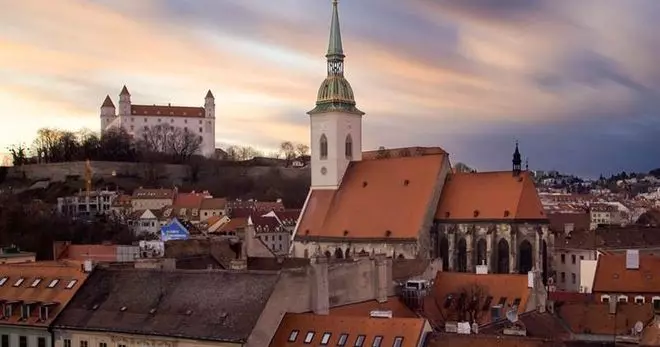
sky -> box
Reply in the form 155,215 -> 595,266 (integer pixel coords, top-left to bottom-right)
1,0 -> 660,177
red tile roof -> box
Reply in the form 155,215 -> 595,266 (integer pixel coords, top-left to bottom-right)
328,296 -> 418,318
435,171 -> 547,221
558,302 -> 654,335
296,154 -> 446,239
173,193 -> 206,209
592,254 -> 660,293
131,105 -> 205,118
200,198 -> 227,210
269,313 -> 427,347
0,261 -> 89,327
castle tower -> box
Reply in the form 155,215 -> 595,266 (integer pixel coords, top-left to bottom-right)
308,0 -> 364,189
203,90 -> 216,157
100,95 -> 116,130
118,85 -> 131,117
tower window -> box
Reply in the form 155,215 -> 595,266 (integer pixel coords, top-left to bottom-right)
320,134 -> 328,160
345,134 -> 353,159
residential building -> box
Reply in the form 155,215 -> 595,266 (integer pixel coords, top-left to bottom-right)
592,252 -> 660,306
589,203 -> 624,230
200,198 -> 228,219
0,246 -> 35,264
101,86 -> 216,157
127,209 -> 161,236
270,313 -> 431,347
553,230 -> 597,292
249,215 -> 289,255
0,260 -> 90,347
130,188 -> 175,210
292,0 -> 551,276
56,189 -> 119,219
271,210 -> 302,234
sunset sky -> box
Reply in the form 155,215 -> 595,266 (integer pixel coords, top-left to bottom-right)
1,0 -> 659,177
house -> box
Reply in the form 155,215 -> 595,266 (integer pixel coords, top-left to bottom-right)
269,313 -> 431,347
0,260 -> 90,347
200,198 -> 228,219
553,229 -> 597,293
128,209 -> 161,236
592,252 -> 660,306
130,188 -> 175,210
292,0 -> 551,276
249,215 -> 289,255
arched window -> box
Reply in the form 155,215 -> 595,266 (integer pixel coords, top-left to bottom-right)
345,134 -> 353,159
320,134 -> 328,160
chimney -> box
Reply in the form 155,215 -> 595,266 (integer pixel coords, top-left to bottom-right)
374,254 -> 390,303
311,256 -> 329,315
609,296 -> 617,315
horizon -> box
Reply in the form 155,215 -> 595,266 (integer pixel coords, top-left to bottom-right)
2,0 -> 660,177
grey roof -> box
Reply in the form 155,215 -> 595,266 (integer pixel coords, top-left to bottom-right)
53,268 -> 280,343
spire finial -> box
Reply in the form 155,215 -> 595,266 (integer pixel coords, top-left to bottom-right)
327,0 -> 344,58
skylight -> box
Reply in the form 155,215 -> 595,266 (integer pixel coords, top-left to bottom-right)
355,335 -> 366,347
287,330 -> 299,342
372,336 -> 383,347
393,337 -> 404,347
30,278 -> 42,287
304,331 -> 315,344
0,277 -> 8,286
320,332 -> 331,345
47,279 -> 59,288
13,278 -> 24,287
337,334 -> 348,347
65,279 -> 77,289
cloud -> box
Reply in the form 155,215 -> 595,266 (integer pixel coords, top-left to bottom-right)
1,0 -> 659,175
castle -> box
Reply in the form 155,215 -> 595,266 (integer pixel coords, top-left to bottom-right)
100,86 -> 216,157
293,0 -> 553,279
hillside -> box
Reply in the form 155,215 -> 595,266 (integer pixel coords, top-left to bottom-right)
1,160 -> 311,208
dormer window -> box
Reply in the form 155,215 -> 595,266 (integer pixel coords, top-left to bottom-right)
3,303 -> 12,318
20,304 -> 31,320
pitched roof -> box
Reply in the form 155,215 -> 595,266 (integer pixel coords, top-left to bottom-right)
436,171 -> 547,221
328,296 -> 418,318
362,146 -> 447,160
131,105 -> 205,118
132,188 -> 175,200
0,261 -> 89,327
296,154 -> 446,240
592,254 -> 660,293
274,209 -> 302,226
53,268 -> 280,342
422,271 -> 532,326
480,311 -> 571,340
426,333 -> 559,347
200,198 -> 227,210
218,217 -> 249,234
173,192 -> 206,209
255,201 -> 286,212
102,95 -> 115,108
269,313 -> 427,347
120,85 -> 130,96
250,215 -> 283,233
557,302 -> 654,335
547,212 -> 591,233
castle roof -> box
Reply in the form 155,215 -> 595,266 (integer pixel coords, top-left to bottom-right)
101,95 -> 115,108
130,105 -> 205,118
120,85 -> 130,96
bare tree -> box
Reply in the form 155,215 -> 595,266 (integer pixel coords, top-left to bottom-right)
280,141 -> 296,165
295,143 -> 310,157
137,124 -> 201,163
33,128 -> 62,163
237,146 -> 261,161
8,144 -> 29,166
457,283 -> 488,323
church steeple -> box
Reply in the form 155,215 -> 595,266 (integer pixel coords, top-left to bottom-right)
308,0 -> 363,116
512,141 -> 522,176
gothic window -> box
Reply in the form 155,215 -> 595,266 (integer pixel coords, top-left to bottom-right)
345,134 -> 353,159
320,134 -> 328,160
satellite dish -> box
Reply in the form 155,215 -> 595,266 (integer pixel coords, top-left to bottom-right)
506,309 -> 519,323
634,321 -> 644,333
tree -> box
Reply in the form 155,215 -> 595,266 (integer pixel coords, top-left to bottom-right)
280,141 -> 296,166
136,124 -> 201,163
295,143 -> 310,157
8,144 -> 29,166
455,283 -> 488,323
32,128 -> 62,163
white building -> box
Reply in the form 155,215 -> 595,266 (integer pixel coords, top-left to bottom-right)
57,189 -> 119,219
100,86 -> 216,157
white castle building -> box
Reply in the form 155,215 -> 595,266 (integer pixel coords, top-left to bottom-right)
100,86 -> 216,157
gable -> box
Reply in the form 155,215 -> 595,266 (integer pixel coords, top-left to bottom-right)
296,154 -> 447,239
140,209 -> 157,220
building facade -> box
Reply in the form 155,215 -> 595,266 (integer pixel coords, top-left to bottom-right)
100,86 -> 216,157
57,190 -> 119,219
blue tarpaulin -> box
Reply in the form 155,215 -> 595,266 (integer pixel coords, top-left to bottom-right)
160,218 -> 190,242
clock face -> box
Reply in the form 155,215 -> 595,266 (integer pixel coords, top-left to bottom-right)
321,167 -> 327,175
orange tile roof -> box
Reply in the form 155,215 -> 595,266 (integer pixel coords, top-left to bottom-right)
592,254 -> 660,293
0,261 -> 89,326
200,198 -> 227,210
64,245 -> 117,262
328,296 -> 418,318
558,302 -> 653,335
422,271 -> 532,326
297,154 -> 446,239
173,193 -> 206,209
426,334 -> 557,347
269,313 -> 427,347
362,146 -> 448,160
217,217 -> 249,234
435,171 -> 547,221
131,105 -> 205,118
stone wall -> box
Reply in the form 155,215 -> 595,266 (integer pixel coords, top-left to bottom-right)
6,161 -> 189,182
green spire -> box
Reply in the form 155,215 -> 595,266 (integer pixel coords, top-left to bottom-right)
327,0 -> 344,59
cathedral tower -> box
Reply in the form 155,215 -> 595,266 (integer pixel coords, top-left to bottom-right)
308,0 -> 364,189
512,141 -> 522,176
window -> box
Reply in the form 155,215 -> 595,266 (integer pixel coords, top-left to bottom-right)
320,332 -> 331,345
99,343 -> 107,347
63,339 -> 71,347
601,295 -> 610,303
1,335 -> 8,347
80,341 -> 88,347
0,277 -> 7,286
618,296 -> 629,303
304,331 -> 315,344
13,278 -> 24,287
345,134 -> 353,159
580,255 -> 584,260
355,335 -> 366,347
66,280 -> 78,289
571,255 -> 576,264
37,337 -> 45,347
393,337 -> 404,347
635,296 -> 645,304
19,336 -> 26,347
561,254 -> 565,264
288,330 -> 299,342
30,278 -> 42,287
337,334 -> 349,346
571,273 -> 576,284
320,134 -> 328,160
560,272 -> 566,283
47,279 -> 60,288
372,336 -> 383,347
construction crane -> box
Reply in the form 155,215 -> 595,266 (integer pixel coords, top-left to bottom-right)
84,159 -> 93,196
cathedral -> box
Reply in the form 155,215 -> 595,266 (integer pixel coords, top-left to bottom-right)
100,86 -> 216,157
292,0 -> 553,278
